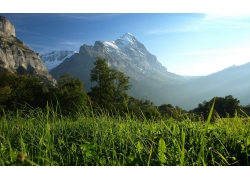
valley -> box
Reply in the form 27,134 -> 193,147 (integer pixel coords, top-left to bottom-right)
41,33 -> 250,110
1,14 -> 250,167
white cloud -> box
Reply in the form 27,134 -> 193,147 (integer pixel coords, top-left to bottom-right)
203,13 -> 250,30
60,41 -> 79,45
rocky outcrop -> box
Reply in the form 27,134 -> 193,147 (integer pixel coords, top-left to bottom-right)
0,16 -> 15,37
0,16 -> 56,87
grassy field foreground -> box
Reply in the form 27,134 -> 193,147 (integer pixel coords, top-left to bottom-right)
0,105 -> 250,166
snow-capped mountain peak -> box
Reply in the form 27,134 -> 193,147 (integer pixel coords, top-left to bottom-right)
100,32 -> 167,76
40,50 -> 77,71
103,32 -> 139,54
117,32 -> 135,46
48,33 -> 168,80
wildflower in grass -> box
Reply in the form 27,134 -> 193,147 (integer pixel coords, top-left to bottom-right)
17,152 -> 26,163
15,124 -> 19,131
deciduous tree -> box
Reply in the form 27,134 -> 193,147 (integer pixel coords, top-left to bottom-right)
54,74 -> 87,115
88,57 -> 131,111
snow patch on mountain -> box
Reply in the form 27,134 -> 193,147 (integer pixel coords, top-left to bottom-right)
40,50 -> 77,71
103,33 -> 140,60
103,39 -> 132,60
115,33 -> 138,51
103,41 -> 119,51
47,33 -> 168,79
102,32 -> 157,75
117,33 -> 135,46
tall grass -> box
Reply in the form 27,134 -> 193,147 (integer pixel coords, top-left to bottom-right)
0,102 -> 250,166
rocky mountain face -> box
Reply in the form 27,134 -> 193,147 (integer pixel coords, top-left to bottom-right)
0,16 -> 56,86
0,16 -> 15,37
50,33 -> 184,81
102,33 -> 167,78
40,50 -> 77,71
49,33 -> 186,104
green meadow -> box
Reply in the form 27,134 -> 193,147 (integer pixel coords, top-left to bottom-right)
1,101 -> 249,166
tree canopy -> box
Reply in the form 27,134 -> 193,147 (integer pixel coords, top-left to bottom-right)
1,57 -> 244,121
53,74 -> 87,115
0,71 -> 87,115
191,95 -> 240,120
88,57 -> 131,111
0,71 -> 46,110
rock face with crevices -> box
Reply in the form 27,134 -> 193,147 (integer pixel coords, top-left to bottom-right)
0,16 -> 15,37
0,16 -> 56,86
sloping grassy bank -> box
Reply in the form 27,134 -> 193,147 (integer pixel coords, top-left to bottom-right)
0,106 -> 250,166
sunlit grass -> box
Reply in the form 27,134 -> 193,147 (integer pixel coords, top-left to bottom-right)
0,103 -> 250,166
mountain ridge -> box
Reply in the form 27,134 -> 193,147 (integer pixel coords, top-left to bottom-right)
172,62 -> 250,110
40,50 -> 77,71
37,32 -> 250,110
49,33 -> 187,105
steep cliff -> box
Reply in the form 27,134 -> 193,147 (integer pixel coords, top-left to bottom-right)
0,16 -> 56,86
0,16 -> 15,37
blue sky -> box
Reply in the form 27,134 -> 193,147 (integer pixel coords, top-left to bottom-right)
1,13 -> 250,76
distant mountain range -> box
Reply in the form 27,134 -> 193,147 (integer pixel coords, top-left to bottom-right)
44,33 -> 187,106
1,15 -> 247,111
47,33 -> 184,81
40,50 -> 77,71
41,33 -> 250,110
173,63 -> 250,109
2,15 -> 249,111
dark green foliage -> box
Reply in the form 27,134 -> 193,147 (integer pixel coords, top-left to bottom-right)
53,74 -> 87,115
191,95 -> 240,120
88,57 -> 162,118
88,57 -> 131,111
0,71 -> 47,111
159,104 -> 174,116
113,70 -> 131,105
241,105 -> 250,115
126,97 -> 161,119
158,104 -> 187,120
0,71 -> 87,116
0,62 -> 161,119
89,57 -> 114,106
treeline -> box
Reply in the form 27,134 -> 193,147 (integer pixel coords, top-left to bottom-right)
0,57 -> 247,121
0,69 -> 87,115
0,58 -> 157,118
